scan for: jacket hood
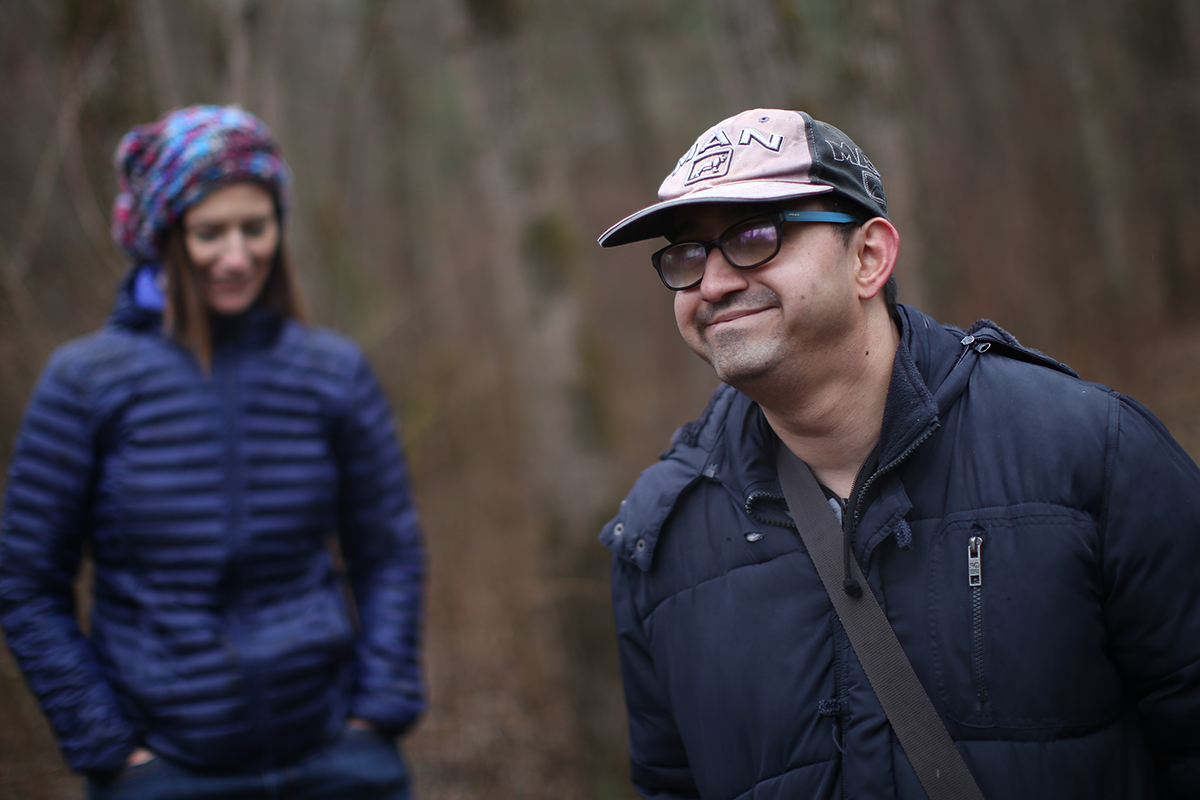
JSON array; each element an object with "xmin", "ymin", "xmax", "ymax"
[{"xmin": 109, "ymin": 263, "xmax": 165, "ymax": 333}]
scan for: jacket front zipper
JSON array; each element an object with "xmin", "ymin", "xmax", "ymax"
[
  {"xmin": 220, "ymin": 350, "xmax": 270, "ymax": 760},
  {"xmin": 968, "ymin": 533, "xmax": 988, "ymax": 705}
]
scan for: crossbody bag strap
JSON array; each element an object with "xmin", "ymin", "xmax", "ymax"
[{"xmin": 775, "ymin": 446, "xmax": 986, "ymax": 800}]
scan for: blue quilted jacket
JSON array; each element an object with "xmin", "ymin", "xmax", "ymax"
[
  {"xmin": 0, "ymin": 270, "xmax": 425, "ymax": 775},
  {"xmin": 602, "ymin": 304, "xmax": 1200, "ymax": 799}
]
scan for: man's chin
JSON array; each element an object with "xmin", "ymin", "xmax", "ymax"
[{"xmin": 708, "ymin": 355, "xmax": 775, "ymax": 388}]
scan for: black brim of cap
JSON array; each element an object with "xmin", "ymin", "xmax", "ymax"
[{"xmin": 597, "ymin": 182, "xmax": 834, "ymax": 247}]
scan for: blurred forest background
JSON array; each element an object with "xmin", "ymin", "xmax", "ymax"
[{"xmin": 1, "ymin": 0, "xmax": 1198, "ymax": 798}]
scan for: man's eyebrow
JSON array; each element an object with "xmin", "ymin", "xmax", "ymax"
[{"xmin": 671, "ymin": 207, "xmax": 775, "ymax": 241}]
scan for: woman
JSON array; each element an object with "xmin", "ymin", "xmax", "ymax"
[{"xmin": 0, "ymin": 106, "xmax": 425, "ymax": 799}]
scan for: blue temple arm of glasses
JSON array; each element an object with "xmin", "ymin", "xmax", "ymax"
[{"xmin": 779, "ymin": 210, "xmax": 860, "ymax": 224}]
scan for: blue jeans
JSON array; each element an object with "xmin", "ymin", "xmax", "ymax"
[{"xmin": 87, "ymin": 727, "xmax": 411, "ymax": 800}]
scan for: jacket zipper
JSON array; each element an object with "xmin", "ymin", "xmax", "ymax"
[
  {"xmin": 849, "ymin": 420, "xmax": 941, "ymax": 546},
  {"xmin": 968, "ymin": 533, "xmax": 988, "ymax": 705},
  {"xmin": 744, "ymin": 491, "xmax": 791, "ymax": 528},
  {"xmin": 220, "ymin": 350, "xmax": 270, "ymax": 762}
]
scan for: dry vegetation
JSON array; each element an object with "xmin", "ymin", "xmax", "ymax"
[{"xmin": 1, "ymin": 1, "xmax": 1198, "ymax": 798}]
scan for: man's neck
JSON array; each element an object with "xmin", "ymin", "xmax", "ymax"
[{"xmin": 749, "ymin": 310, "xmax": 900, "ymax": 498}]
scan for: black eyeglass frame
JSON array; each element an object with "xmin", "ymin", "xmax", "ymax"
[{"xmin": 650, "ymin": 210, "xmax": 861, "ymax": 290}]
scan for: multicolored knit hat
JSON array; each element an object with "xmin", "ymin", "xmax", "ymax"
[{"xmin": 111, "ymin": 105, "xmax": 291, "ymax": 263}]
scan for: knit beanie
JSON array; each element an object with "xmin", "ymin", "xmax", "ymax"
[{"xmin": 111, "ymin": 105, "xmax": 291, "ymax": 264}]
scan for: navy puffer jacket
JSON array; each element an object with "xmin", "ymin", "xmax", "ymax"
[
  {"xmin": 0, "ymin": 270, "xmax": 425, "ymax": 775},
  {"xmin": 602, "ymin": 304, "xmax": 1200, "ymax": 799}
]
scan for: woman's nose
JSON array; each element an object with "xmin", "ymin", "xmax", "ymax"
[{"xmin": 216, "ymin": 232, "xmax": 252, "ymax": 270}]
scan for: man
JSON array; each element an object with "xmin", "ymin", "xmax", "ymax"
[{"xmin": 596, "ymin": 108, "xmax": 1200, "ymax": 799}]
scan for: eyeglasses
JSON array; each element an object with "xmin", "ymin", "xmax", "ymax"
[{"xmin": 651, "ymin": 210, "xmax": 860, "ymax": 290}]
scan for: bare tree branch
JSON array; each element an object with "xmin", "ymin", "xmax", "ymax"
[
  {"xmin": 1, "ymin": 32, "xmax": 116, "ymax": 342},
  {"xmin": 137, "ymin": 0, "xmax": 181, "ymax": 109}
]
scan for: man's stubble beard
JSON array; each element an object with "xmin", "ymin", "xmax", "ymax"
[
  {"xmin": 689, "ymin": 287, "xmax": 787, "ymax": 386},
  {"xmin": 702, "ymin": 325, "xmax": 787, "ymax": 386}
]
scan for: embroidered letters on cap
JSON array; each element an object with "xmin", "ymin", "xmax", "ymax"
[
  {"xmin": 826, "ymin": 138, "xmax": 885, "ymax": 208},
  {"xmin": 679, "ymin": 126, "xmax": 788, "ymax": 185}
]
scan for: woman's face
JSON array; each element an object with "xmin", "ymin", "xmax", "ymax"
[{"xmin": 182, "ymin": 182, "xmax": 279, "ymax": 316}]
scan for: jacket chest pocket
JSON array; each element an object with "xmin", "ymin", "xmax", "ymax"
[{"xmin": 926, "ymin": 508, "xmax": 1123, "ymax": 730}]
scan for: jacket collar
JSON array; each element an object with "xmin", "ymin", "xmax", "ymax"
[
  {"xmin": 603, "ymin": 304, "xmax": 976, "ymax": 569},
  {"xmin": 709, "ymin": 305, "xmax": 961, "ymax": 511}
]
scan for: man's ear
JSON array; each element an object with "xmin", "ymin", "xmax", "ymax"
[{"xmin": 855, "ymin": 217, "xmax": 900, "ymax": 300}]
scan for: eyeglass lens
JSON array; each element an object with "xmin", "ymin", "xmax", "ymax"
[{"xmin": 658, "ymin": 218, "xmax": 780, "ymax": 290}]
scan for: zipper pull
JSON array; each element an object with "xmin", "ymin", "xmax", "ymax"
[{"xmin": 968, "ymin": 536, "xmax": 983, "ymax": 587}]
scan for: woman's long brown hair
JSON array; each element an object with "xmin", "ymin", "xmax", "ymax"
[{"xmin": 160, "ymin": 214, "xmax": 309, "ymax": 373}]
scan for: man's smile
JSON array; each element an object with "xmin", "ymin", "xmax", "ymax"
[{"xmin": 705, "ymin": 307, "xmax": 771, "ymax": 331}]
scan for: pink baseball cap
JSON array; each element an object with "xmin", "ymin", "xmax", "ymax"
[{"xmin": 598, "ymin": 109, "xmax": 887, "ymax": 247}]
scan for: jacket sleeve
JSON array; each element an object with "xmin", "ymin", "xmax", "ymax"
[
  {"xmin": 612, "ymin": 557, "xmax": 700, "ymax": 799},
  {"xmin": 0, "ymin": 352, "xmax": 138, "ymax": 774},
  {"xmin": 1101, "ymin": 395, "xmax": 1200, "ymax": 797},
  {"xmin": 332, "ymin": 352, "xmax": 426, "ymax": 735}
]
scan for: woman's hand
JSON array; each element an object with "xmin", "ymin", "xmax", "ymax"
[{"xmin": 125, "ymin": 747, "xmax": 155, "ymax": 767}]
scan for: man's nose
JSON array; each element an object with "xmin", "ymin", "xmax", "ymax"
[{"xmin": 697, "ymin": 247, "xmax": 749, "ymax": 303}]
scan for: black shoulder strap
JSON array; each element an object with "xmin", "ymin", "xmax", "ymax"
[{"xmin": 776, "ymin": 447, "xmax": 987, "ymax": 800}]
